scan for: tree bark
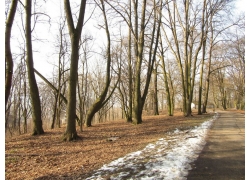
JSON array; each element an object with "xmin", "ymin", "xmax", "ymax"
[
  {"xmin": 202, "ymin": 24, "xmax": 214, "ymax": 113},
  {"xmin": 164, "ymin": 1, "xmax": 187, "ymax": 116},
  {"xmin": 197, "ymin": 0, "xmax": 208, "ymax": 115},
  {"xmin": 159, "ymin": 34, "xmax": 174, "ymax": 116},
  {"xmin": 132, "ymin": 0, "xmax": 162, "ymax": 124},
  {"xmin": 85, "ymin": 0, "xmax": 111, "ymax": 127},
  {"xmin": 164, "ymin": 0, "xmax": 209, "ymax": 116},
  {"xmin": 51, "ymin": 93, "xmax": 58, "ymax": 129},
  {"xmin": 197, "ymin": 41, "xmax": 206, "ymax": 115},
  {"xmin": 132, "ymin": 0, "xmax": 146, "ymax": 124},
  {"xmin": 63, "ymin": 0, "xmax": 86, "ymax": 141},
  {"xmin": 5, "ymin": 0, "xmax": 18, "ymax": 108},
  {"xmin": 127, "ymin": 0, "xmax": 133, "ymax": 122},
  {"xmin": 153, "ymin": 67, "xmax": 159, "ymax": 115},
  {"xmin": 25, "ymin": 0, "xmax": 44, "ymax": 135}
]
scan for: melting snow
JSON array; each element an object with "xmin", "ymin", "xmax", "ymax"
[{"xmin": 86, "ymin": 113, "xmax": 219, "ymax": 180}]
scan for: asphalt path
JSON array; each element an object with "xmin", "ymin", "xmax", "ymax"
[{"xmin": 187, "ymin": 110, "xmax": 245, "ymax": 180}]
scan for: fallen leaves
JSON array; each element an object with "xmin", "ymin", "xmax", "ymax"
[{"xmin": 5, "ymin": 111, "xmax": 213, "ymax": 180}]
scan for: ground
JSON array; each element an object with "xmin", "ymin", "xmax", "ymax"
[
  {"xmin": 187, "ymin": 110, "xmax": 245, "ymax": 180},
  {"xmin": 5, "ymin": 109, "xmax": 244, "ymax": 180}
]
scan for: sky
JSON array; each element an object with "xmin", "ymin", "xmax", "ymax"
[
  {"xmin": 9, "ymin": 0, "xmax": 109, "ymax": 80},
  {"xmin": 3, "ymin": 0, "xmax": 247, "ymax": 82}
]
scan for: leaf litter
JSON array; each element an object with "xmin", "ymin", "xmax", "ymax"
[{"xmin": 5, "ymin": 111, "xmax": 217, "ymax": 180}]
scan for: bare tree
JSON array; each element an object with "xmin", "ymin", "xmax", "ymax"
[
  {"xmin": 106, "ymin": 0, "xmax": 133, "ymax": 123},
  {"xmin": 5, "ymin": 0, "xmax": 18, "ymax": 109},
  {"xmin": 116, "ymin": 36, "xmax": 132, "ymax": 121},
  {"xmin": 25, "ymin": 0, "xmax": 44, "ymax": 135},
  {"xmin": 51, "ymin": 16, "xmax": 68, "ymax": 129},
  {"xmin": 77, "ymin": 35, "xmax": 92, "ymax": 131},
  {"xmin": 158, "ymin": 34, "xmax": 175, "ymax": 116},
  {"xmin": 152, "ymin": 63, "xmax": 159, "ymax": 115},
  {"xmin": 200, "ymin": 0, "xmax": 242, "ymax": 113},
  {"xmin": 198, "ymin": 0, "xmax": 236, "ymax": 114},
  {"xmin": 63, "ymin": 0, "xmax": 87, "ymax": 141},
  {"xmin": 197, "ymin": 0, "xmax": 209, "ymax": 115},
  {"xmin": 162, "ymin": 0, "xmax": 208, "ymax": 116},
  {"xmin": 131, "ymin": 0, "xmax": 147, "ymax": 124},
  {"xmin": 84, "ymin": 0, "xmax": 119, "ymax": 127},
  {"xmin": 132, "ymin": 0, "xmax": 162, "ymax": 124},
  {"xmin": 6, "ymin": 56, "xmax": 31, "ymax": 136},
  {"xmin": 226, "ymin": 34, "xmax": 245, "ymax": 110}
]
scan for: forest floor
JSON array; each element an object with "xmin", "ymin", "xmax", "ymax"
[{"xmin": 5, "ymin": 109, "xmax": 243, "ymax": 180}]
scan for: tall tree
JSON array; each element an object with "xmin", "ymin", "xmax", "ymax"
[
  {"xmin": 63, "ymin": 0, "xmax": 86, "ymax": 141},
  {"xmin": 197, "ymin": 0, "xmax": 208, "ymax": 115},
  {"xmin": 5, "ymin": 0, "xmax": 18, "ymax": 109},
  {"xmin": 77, "ymin": 36, "xmax": 91, "ymax": 130},
  {"xmin": 131, "ymin": 0, "xmax": 147, "ymax": 124},
  {"xmin": 132, "ymin": 0, "xmax": 162, "ymax": 124},
  {"xmin": 202, "ymin": 25, "xmax": 214, "ymax": 113},
  {"xmin": 127, "ymin": 0, "xmax": 133, "ymax": 122},
  {"xmin": 105, "ymin": 0, "xmax": 133, "ymax": 123},
  {"xmin": 105, "ymin": 0, "xmax": 162, "ymax": 123},
  {"xmin": 25, "ymin": 0, "xmax": 44, "ymax": 135},
  {"xmin": 158, "ymin": 33, "xmax": 175, "ymax": 116},
  {"xmin": 84, "ymin": 0, "xmax": 112, "ymax": 127},
  {"xmin": 51, "ymin": 17, "xmax": 68, "ymax": 129},
  {"xmin": 229, "ymin": 36, "xmax": 245, "ymax": 110},
  {"xmin": 153, "ymin": 63, "xmax": 159, "ymax": 115},
  {"xmin": 201, "ymin": 0, "xmax": 240, "ymax": 113},
  {"xmin": 162, "ymin": 0, "xmax": 207, "ymax": 116}
]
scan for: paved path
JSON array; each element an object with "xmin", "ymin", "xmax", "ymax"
[{"xmin": 187, "ymin": 110, "xmax": 245, "ymax": 180}]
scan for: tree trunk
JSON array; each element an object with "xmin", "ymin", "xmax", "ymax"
[
  {"xmin": 202, "ymin": 12, "xmax": 214, "ymax": 114},
  {"xmin": 164, "ymin": 0, "xmax": 207, "ymax": 117},
  {"xmin": 197, "ymin": 43, "xmax": 206, "ymax": 115},
  {"xmin": 25, "ymin": 0, "xmax": 44, "ymax": 135},
  {"xmin": 183, "ymin": 0, "xmax": 190, "ymax": 116},
  {"xmin": 77, "ymin": 82, "xmax": 84, "ymax": 132},
  {"xmin": 63, "ymin": 0, "xmax": 86, "ymax": 141},
  {"xmin": 153, "ymin": 68, "xmax": 159, "ymax": 115},
  {"xmin": 133, "ymin": 0, "xmax": 162, "ymax": 124},
  {"xmin": 51, "ymin": 93, "xmax": 58, "ymax": 129},
  {"xmin": 64, "ymin": 40, "xmax": 80, "ymax": 140},
  {"xmin": 132, "ymin": 0, "xmax": 146, "ymax": 125},
  {"xmin": 197, "ymin": 0, "xmax": 208, "ymax": 115},
  {"xmin": 127, "ymin": 0, "xmax": 133, "ymax": 122},
  {"xmin": 18, "ymin": 102, "xmax": 21, "ymax": 135},
  {"xmin": 222, "ymin": 90, "xmax": 227, "ymax": 110},
  {"xmin": 23, "ymin": 78, "xmax": 28, "ymax": 133},
  {"xmin": 159, "ymin": 35, "xmax": 173, "ymax": 116},
  {"xmin": 164, "ymin": 1, "xmax": 187, "ymax": 116},
  {"xmin": 85, "ymin": 0, "xmax": 112, "ymax": 127},
  {"xmin": 202, "ymin": 78, "xmax": 210, "ymax": 113},
  {"xmin": 5, "ymin": 0, "xmax": 18, "ymax": 108}
]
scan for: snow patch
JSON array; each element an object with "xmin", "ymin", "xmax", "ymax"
[{"xmin": 86, "ymin": 112, "xmax": 218, "ymax": 180}]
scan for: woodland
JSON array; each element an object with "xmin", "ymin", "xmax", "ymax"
[
  {"xmin": 5, "ymin": 0, "xmax": 244, "ymax": 151},
  {"xmin": 5, "ymin": 0, "xmax": 245, "ymax": 179}
]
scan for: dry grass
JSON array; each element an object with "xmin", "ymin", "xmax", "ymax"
[{"xmin": 5, "ymin": 110, "xmax": 215, "ymax": 180}]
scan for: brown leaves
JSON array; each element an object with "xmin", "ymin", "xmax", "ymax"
[{"xmin": 5, "ymin": 111, "xmax": 213, "ymax": 180}]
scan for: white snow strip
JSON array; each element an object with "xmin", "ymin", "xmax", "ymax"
[{"xmin": 86, "ymin": 112, "xmax": 218, "ymax": 180}]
